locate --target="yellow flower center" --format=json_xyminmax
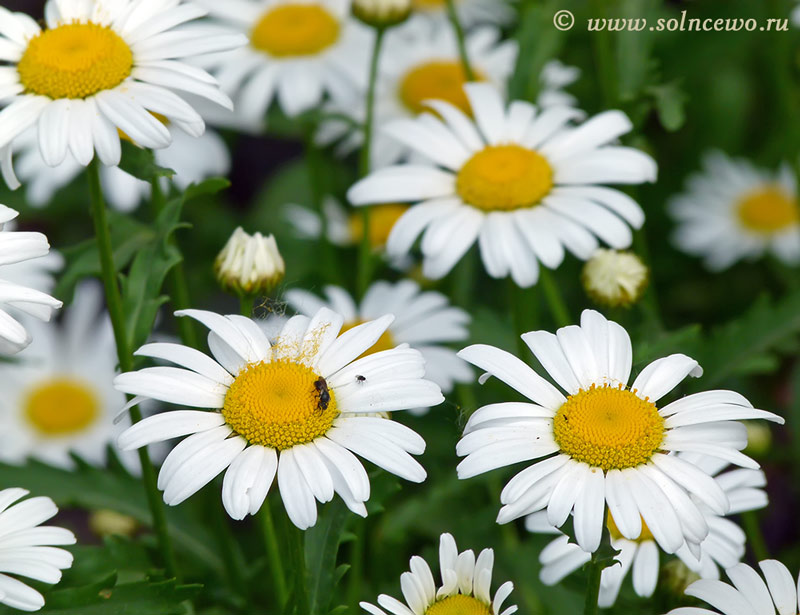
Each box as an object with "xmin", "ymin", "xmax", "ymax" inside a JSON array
[
  {"xmin": 456, "ymin": 145, "xmax": 553, "ymax": 212},
  {"xmin": 17, "ymin": 23, "xmax": 133, "ymax": 99},
  {"xmin": 348, "ymin": 204, "xmax": 409, "ymax": 248},
  {"xmin": 399, "ymin": 60, "xmax": 480, "ymax": 116},
  {"xmin": 250, "ymin": 4, "xmax": 340, "ymax": 57},
  {"xmin": 341, "ymin": 320, "xmax": 395, "ymax": 358},
  {"xmin": 25, "ymin": 378, "xmax": 100, "ymax": 436},
  {"xmin": 552, "ymin": 384, "xmax": 665, "ymax": 471},
  {"xmin": 425, "ymin": 595, "xmax": 492, "ymax": 615},
  {"xmin": 736, "ymin": 186, "xmax": 799, "ymax": 233},
  {"xmin": 222, "ymin": 360, "xmax": 339, "ymax": 450},
  {"xmin": 607, "ymin": 513, "xmax": 654, "ymax": 543}
]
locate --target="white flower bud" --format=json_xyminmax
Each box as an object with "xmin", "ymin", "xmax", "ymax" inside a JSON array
[
  {"xmin": 215, "ymin": 227, "xmax": 285, "ymax": 296},
  {"xmin": 581, "ymin": 249, "xmax": 649, "ymax": 308},
  {"xmin": 352, "ymin": 0, "xmax": 412, "ymax": 27}
]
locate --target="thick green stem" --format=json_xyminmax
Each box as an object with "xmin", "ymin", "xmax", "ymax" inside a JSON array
[
  {"xmin": 510, "ymin": 281, "xmax": 538, "ymax": 361},
  {"xmin": 151, "ymin": 178, "xmax": 199, "ymax": 348},
  {"xmin": 239, "ymin": 295, "xmax": 255, "ymax": 317},
  {"xmin": 583, "ymin": 550, "xmax": 603, "ymax": 615},
  {"xmin": 356, "ymin": 26, "xmax": 386, "ymax": 299},
  {"xmin": 287, "ymin": 521, "xmax": 309, "ymax": 614},
  {"xmin": 258, "ymin": 503, "xmax": 289, "ymax": 609},
  {"xmin": 539, "ymin": 268, "xmax": 571, "ymax": 327},
  {"xmin": 88, "ymin": 160, "xmax": 179, "ymax": 580},
  {"xmin": 445, "ymin": 0, "xmax": 475, "ymax": 81},
  {"xmin": 589, "ymin": 0, "xmax": 617, "ymax": 106}
]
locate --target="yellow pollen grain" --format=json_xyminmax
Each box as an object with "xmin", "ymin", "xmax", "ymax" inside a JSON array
[
  {"xmin": 340, "ymin": 319, "xmax": 395, "ymax": 359},
  {"xmin": 456, "ymin": 145, "xmax": 553, "ymax": 212},
  {"xmin": 250, "ymin": 4, "xmax": 340, "ymax": 57},
  {"xmin": 425, "ymin": 595, "xmax": 492, "ymax": 615},
  {"xmin": 222, "ymin": 359, "xmax": 338, "ymax": 450},
  {"xmin": 17, "ymin": 22, "xmax": 133, "ymax": 99},
  {"xmin": 607, "ymin": 513, "xmax": 654, "ymax": 543},
  {"xmin": 398, "ymin": 60, "xmax": 481, "ymax": 116},
  {"xmin": 736, "ymin": 186, "xmax": 799, "ymax": 233},
  {"xmin": 25, "ymin": 379, "xmax": 100, "ymax": 436},
  {"xmin": 348, "ymin": 204, "xmax": 409, "ymax": 248},
  {"xmin": 552, "ymin": 384, "xmax": 665, "ymax": 471}
]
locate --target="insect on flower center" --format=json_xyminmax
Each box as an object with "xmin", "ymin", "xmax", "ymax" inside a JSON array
[
  {"xmin": 425, "ymin": 594, "xmax": 492, "ymax": 615},
  {"xmin": 251, "ymin": 4, "xmax": 340, "ymax": 57},
  {"xmin": 348, "ymin": 204, "xmax": 409, "ymax": 248},
  {"xmin": 457, "ymin": 145, "xmax": 553, "ymax": 211},
  {"xmin": 25, "ymin": 378, "xmax": 100, "ymax": 436},
  {"xmin": 222, "ymin": 360, "xmax": 338, "ymax": 450},
  {"xmin": 552, "ymin": 384, "xmax": 665, "ymax": 471},
  {"xmin": 17, "ymin": 23, "xmax": 133, "ymax": 99},
  {"xmin": 340, "ymin": 320, "xmax": 395, "ymax": 358},
  {"xmin": 607, "ymin": 512, "xmax": 654, "ymax": 543},
  {"xmin": 736, "ymin": 186, "xmax": 799, "ymax": 233},
  {"xmin": 399, "ymin": 60, "xmax": 481, "ymax": 115}
]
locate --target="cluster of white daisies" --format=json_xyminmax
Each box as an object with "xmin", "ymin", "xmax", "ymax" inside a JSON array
[{"xmin": 0, "ymin": 0, "xmax": 798, "ymax": 613}]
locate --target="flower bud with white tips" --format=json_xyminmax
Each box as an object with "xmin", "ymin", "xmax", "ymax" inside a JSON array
[
  {"xmin": 582, "ymin": 248, "xmax": 649, "ymax": 308},
  {"xmin": 215, "ymin": 227, "xmax": 285, "ymax": 297},
  {"xmin": 352, "ymin": 0, "xmax": 412, "ymax": 27}
]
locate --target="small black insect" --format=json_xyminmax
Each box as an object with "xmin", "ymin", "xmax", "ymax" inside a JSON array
[
  {"xmin": 355, "ymin": 375, "xmax": 366, "ymax": 384},
  {"xmin": 314, "ymin": 377, "xmax": 330, "ymax": 411}
]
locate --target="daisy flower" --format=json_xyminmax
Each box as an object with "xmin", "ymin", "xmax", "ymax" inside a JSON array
[
  {"xmin": 360, "ymin": 532, "xmax": 517, "ymax": 615},
  {"xmin": 455, "ymin": 309, "xmax": 783, "ymax": 553},
  {"xmin": 668, "ymin": 560, "xmax": 800, "ymax": 615},
  {"xmin": 0, "ymin": 488, "xmax": 76, "ymax": 612},
  {"xmin": 347, "ymin": 84, "xmax": 656, "ymax": 287},
  {"xmin": 115, "ymin": 307, "xmax": 444, "ymax": 529},
  {"xmin": 0, "ymin": 282, "xmax": 141, "ymax": 472},
  {"xmin": 194, "ymin": 0, "xmax": 371, "ymax": 121},
  {"xmin": 285, "ymin": 280, "xmax": 472, "ymax": 402},
  {"xmin": 0, "ymin": 205, "xmax": 61, "ymax": 355},
  {"xmin": 526, "ymin": 458, "xmax": 767, "ymax": 607},
  {"xmin": 316, "ymin": 23, "xmax": 517, "ymax": 169},
  {"xmin": 0, "ymin": 0, "xmax": 244, "ymax": 177},
  {"xmin": 581, "ymin": 248, "xmax": 649, "ymax": 309},
  {"xmin": 5, "ymin": 125, "xmax": 231, "ymax": 211},
  {"xmin": 669, "ymin": 151, "xmax": 800, "ymax": 270}
]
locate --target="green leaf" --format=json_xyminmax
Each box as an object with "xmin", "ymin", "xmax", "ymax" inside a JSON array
[
  {"xmin": 6, "ymin": 575, "xmax": 202, "ymax": 615},
  {"xmin": 304, "ymin": 500, "xmax": 351, "ymax": 615},
  {"xmin": 647, "ymin": 81, "xmax": 688, "ymax": 132},
  {"xmin": 118, "ymin": 141, "xmax": 174, "ymax": 182},
  {"xmin": 0, "ymin": 459, "xmax": 224, "ymax": 577},
  {"xmin": 53, "ymin": 212, "xmax": 154, "ymax": 304},
  {"xmin": 696, "ymin": 289, "xmax": 800, "ymax": 387}
]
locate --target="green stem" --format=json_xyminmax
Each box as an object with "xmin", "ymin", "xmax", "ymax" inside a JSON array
[
  {"xmin": 445, "ymin": 0, "xmax": 475, "ymax": 81},
  {"xmin": 258, "ymin": 503, "xmax": 288, "ymax": 609},
  {"xmin": 539, "ymin": 268, "xmax": 571, "ymax": 327},
  {"xmin": 742, "ymin": 511, "xmax": 769, "ymax": 561},
  {"xmin": 356, "ymin": 26, "xmax": 386, "ymax": 299},
  {"xmin": 589, "ymin": 0, "xmax": 616, "ymax": 106},
  {"xmin": 346, "ymin": 521, "xmax": 365, "ymax": 611},
  {"xmin": 151, "ymin": 178, "xmax": 199, "ymax": 349},
  {"xmin": 88, "ymin": 161, "xmax": 179, "ymax": 580},
  {"xmin": 583, "ymin": 549, "xmax": 603, "ymax": 615},
  {"xmin": 287, "ymin": 521, "xmax": 309, "ymax": 614},
  {"xmin": 510, "ymin": 281, "xmax": 538, "ymax": 361},
  {"xmin": 239, "ymin": 295, "xmax": 255, "ymax": 317}
]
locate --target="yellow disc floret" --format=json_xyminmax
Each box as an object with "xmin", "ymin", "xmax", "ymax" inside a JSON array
[
  {"xmin": 457, "ymin": 145, "xmax": 553, "ymax": 212},
  {"xmin": 736, "ymin": 186, "xmax": 799, "ymax": 233},
  {"xmin": 553, "ymin": 384, "xmax": 665, "ymax": 471},
  {"xmin": 25, "ymin": 378, "xmax": 100, "ymax": 436},
  {"xmin": 17, "ymin": 23, "xmax": 133, "ymax": 99},
  {"xmin": 222, "ymin": 360, "xmax": 338, "ymax": 450},
  {"xmin": 607, "ymin": 513, "xmax": 654, "ymax": 543},
  {"xmin": 425, "ymin": 595, "xmax": 492, "ymax": 615},
  {"xmin": 348, "ymin": 204, "xmax": 409, "ymax": 248},
  {"xmin": 399, "ymin": 60, "xmax": 478, "ymax": 115},
  {"xmin": 251, "ymin": 4, "xmax": 340, "ymax": 57}
]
